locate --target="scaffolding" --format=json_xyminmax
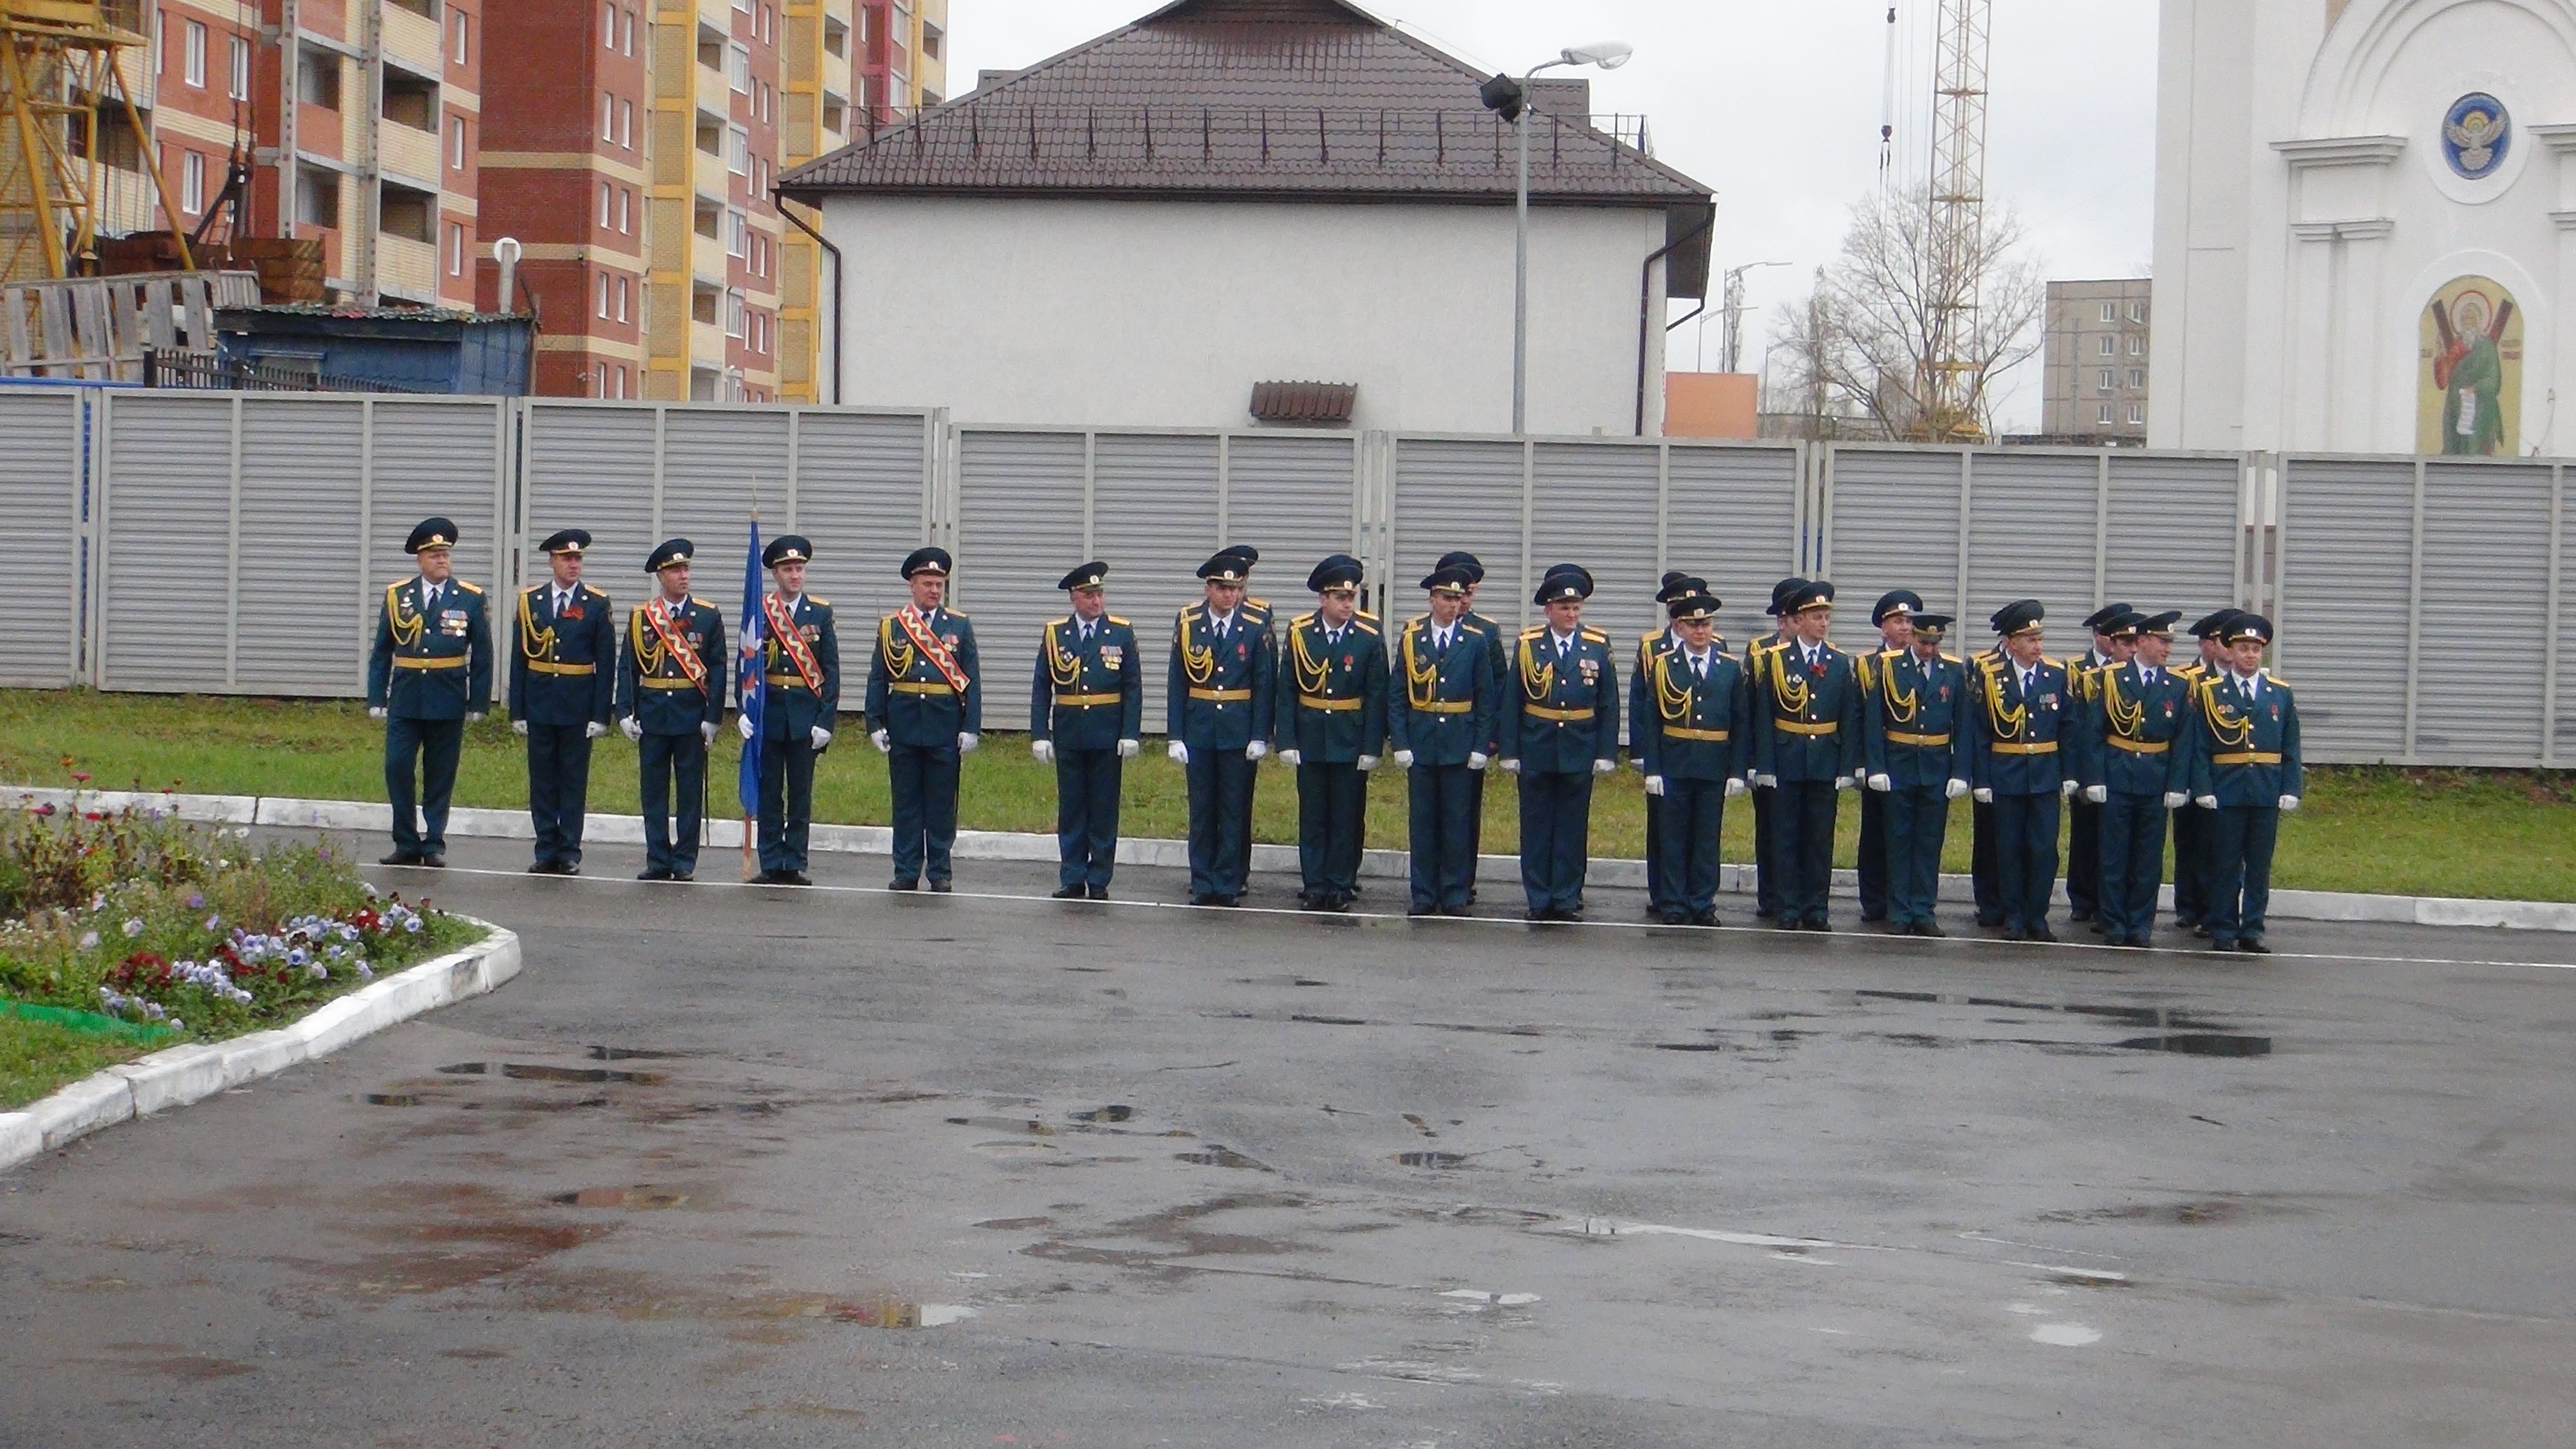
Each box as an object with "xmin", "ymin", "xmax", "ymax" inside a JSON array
[{"xmin": 0, "ymin": 0, "xmax": 190, "ymax": 281}]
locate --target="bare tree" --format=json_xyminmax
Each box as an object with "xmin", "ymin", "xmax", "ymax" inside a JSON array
[{"xmin": 1769, "ymin": 184, "xmax": 2043, "ymax": 442}]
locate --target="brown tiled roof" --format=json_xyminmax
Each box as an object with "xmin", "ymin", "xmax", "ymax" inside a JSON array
[{"xmin": 780, "ymin": 0, "xmax": 1714, "ymax": 288}]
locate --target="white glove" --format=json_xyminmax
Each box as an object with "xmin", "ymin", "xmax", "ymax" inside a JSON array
[
  {"xmin": 870, "ymin": 728, "xmax": 890, "ymax": 753},
  {"xmin": 1392, "ymin": 749, "xmax": 1415, "ymax": 768},
  {"xmin": 2195, "ymin": 795, "xmax": 2218, "ymax": 810},
  {"xmin": 1117, "ymin": 738, "xmax": 1139, "ymax": 759},
  {"xmin": 958, "ymin": 732, "xmax": 979, "ymax": 753},
  {"xmin": 2060, "ymin": 778, "xmax": 2079, "ymax": 798},
  {"xmin": 1279, "ymin": 747, "xmax": 1303, "ymax": 767},
  {"xmin": 1833, "ymin": 775, "xmax": 1856, "ymax": 792},
  {"xmin": 738, "ymin": 712, "xmax": 756, "ymax": 741},
  {"xmin": 1945, "ymin": 778, "xmax": 1969, "ymax": 799},
  {"xmin": 1973, "ymin": 787, "xmax": 1994, "ymax": 804},
  {"xmin": 1644, "ymin": 775, "xmax": 1666, "ymax": 797},
  {"xmin": 2084, "ymin": 784, "xmax": 2108, "ymax": 804},
  {"xmin": 1592, "ymin": 758, "xmax": 1616, "ymax": 775},
  {"xmin": 699, "ymin": 721, "xmax": 717, "ymax": 744},
  {"xmin": 511, "ymin": 719, "xmax": 529, "ymax": 736},
  {"xmin": 1501, "ymin": 757, "xmax": 1522, "ymax": 775},
  {"xmin": 368, "ymin": 707, "xmax": 387, "ymax": 720},
  {"xmin": 466, "ymin": 712, "xmax": 486, "ymax": 724},
  {"xmin": 1031, "ymin": 739, "xmax": 1055, "ymax": 765},
  {"xmin": 1631, "ymin": 755, "xmax": 1650, "ymax": 774},
  {"xmin": 1168, "ymin": 741, "xmax": 1190, "ymax": 765},
  {"xmin": 811, "ymin": 726, "xmax": 833, "ymax": 751},
  {"xmin": 1867, "ymin": 773, "xmax": 1892, "ymax": 792},
  {"xmin": 1467, "ymin": 751, "xmax": 1489, "ymax": 771},
  {"xmin": 1245, "ymin": 740, "xmax": 1269, "ymax": 762},
  {"xmin": 2162, "ymin": 791, "xmax": 2188, "ymax": 809},
  {"xmin": 1753, "ymin": 773, "xmax": 1777, "ymax": 789},
  {"xmin": 619, "ymin": 716, "xmax": 643, "ymax": 742},
  {"xmin": 2278, "ymin": 794, "xmax": 2299, "ymax": 812},
  {"xmin": 1357, "ymin": 755, "xmax": 1380, "ymax": 772},
  {"xmin": 585, "ymin": 721, "xmax": 608, "ymax": 740}
]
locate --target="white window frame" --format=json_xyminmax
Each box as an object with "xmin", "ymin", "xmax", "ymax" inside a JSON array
[
  {"xmin": 2130, "ymin": 301, "xmax": 2147, "ymax": 324},
  {"xmin": 726, "ymin": 206, "xmax": 748, "ymax": 257},
  {"xmin": 2097, "ymin": 368, "xmax": 2114, "ymax": 394},
  {"xmin": 152, "ymin": 8, "xmax": 164, "ymax": 75},
  {"xmin": 725, "ymin": 287, "xmax": 746, "ymax": 338},
  {"xmin": 622, "ymin": 7, "xmax": 635, "ymax": 55},
  {"xmin": 728, "ymin": 42, "xmax": 751, "ymax": 93},
  {"xmin": 599, "ymin": 180, "xmax": 613, "ymax": 227},
  {"xmin": 180, "ymin": 149, "xmax": 205, "ymax": 212},
  {"xmin": 2126, "ymin": 403, "xmax": 2145, "ymax": 426},
  {"xmin": 617, "ymin": 98, "xmax": 632, "ymax": 147},
  {"xmin": 2099, "ymin": 335, "xmax": 2116, "ymax": 358},
  {"xmin": 616, "ymin": 274, "xmax": 630, "ymax": 323},
  {"xmin": 2098, "ymin": 403, "xmax": 2115, "ymax": 426},
  {"xmin": 2099, "ymin": 301, "xmax": 2116, "ymax": 323},
  {"xmin": 449, "ymin": 115, "xmax": 467, "ymax": 170},
  {"xmin": 183, "ymin": 19, "xmax": 206, "ymax": 87},
  {"xmin": 602, "ymin": 1, "xmax": 616, "ymax": 48},
  {"xmin": 598, "ymin": 272, "xmax": 613, "ymax": 319},
  {"xmin": 2128, "ymin": 334, "xmax": 2144, "ymax": 357},
  {"xmin": 229, "ymin": 34, "xmax": 250, "ymax": 101},
  {"xmin": 452, "ymin": 11, "xmax": 470, "ymax": 64},
  {"xmin": 602, "ymin": 92, "xmax": 615, "ymax": 142},
  {"xmin": 728, "ymin": 125, "xmax": 750, "ymax": 175},
  {"xmin": 447, "ymin": 222, "xmax": 465, "ymax": 277},
  {"xmin": 615, "ymin": 186, "xmax": 630, "ymax": 233}
]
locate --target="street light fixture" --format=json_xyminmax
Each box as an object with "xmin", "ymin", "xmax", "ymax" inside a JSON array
[{"xmin": 1482, "ymin": 40, "xmax": 1636, "ymax": 435}]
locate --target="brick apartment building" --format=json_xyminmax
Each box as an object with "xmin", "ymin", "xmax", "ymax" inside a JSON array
[{"xmin": 2040, "ymin": 277, "xmax": 2153, "ymax": 443}]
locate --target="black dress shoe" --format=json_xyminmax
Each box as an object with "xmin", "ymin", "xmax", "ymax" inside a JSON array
[
  {"xmin": 1214, "ymin": 895, "xmax": 1240, "ymax": 908},
  {"xmin": 781, "ymin": 871, "xmax": 812, "ymax": 887},
  {"xmin": 2024, "ymin": 925, "xmax": 2057, "ymax": 944},
  {"xmin": 670, "ymin": 871, "xmax": 694, "ymax": 883},
  {"xmin": 1440, "ymin": 904, "xmax": 1472, "ymax": 918},
  {"xmin": 1325, "ymin": 894, "xmax": 1352, "ymax": 912},
  {"xmin": 379, "ymin": 851, "xmax": 423, "ymax": 866},
  {"xmin": 1859, "ymin": 910, "xmax": 1887, "ymax": 924},
  {"xmin": 2194, "ymin": 924, "xmax": 2214, "ymax": 938},
  {"xmin": 890, "ymin": 878, "xmax": 918, "ymax": 891},
  {"xmin": 557, "ymin": 862, "xmax": 581, "ymax": 877},
  {"xmin": 1086, "ymin": 884, "xmax": 1108, "ymax": 900},
  {"xmin": 2237, "ymin": 938, "xmax": 2272, "ymax": 954},
  {"xmin": 1754, "ymin": 907, "xmax": 1777, "ymax": 921},
  {"xmin": 2087, "ymin": 920, "xmax": 2107, "ymax": 935},
  {"xmin": 1655, "ymin": 909, "xmax": 1689, "ymax": 926},
  {"xmin": 2069, "ymin": 909, "xmax": 2094, "ymax": 923},
  {"xmin": 1526, "ymin": 907, "xmax": 1556, "ymax": 923},
  {"xmin": 1805, "ymin": 917, "xmax": 1833, "ymax": 933},
  {"xmin": 527, "ymin": 861, "xmax": 555, "ymax": 874},
  {"xmin": 420, "ymin": 853, "xmax": 446, "ymax": 869},
  {"xmin": 1688, "ymin": 910, "xmax": 1720, "ymax": 928},
  {"xmin": 1976, "ymin": 913, "xmax": 2005, "ymax": 928},
  {"xmin": 638, "ymin": 867, "xmax": 675, "ymax": 882},
  {"xmin": 1408, "ymin": 903, "xmax": 1438, "ymax": 917},
  {"xmin": 929, "ymin": 881, "xmax": 952, "ymax": 894},
  {"xmin": 1052, "ymin": 886, "xmax": 1088, "ymax": 900},
  {"xmin": 1190, "ymin": 893, "xmax": 1217, "ymax": 906},
  {"xmin": 1916, "ymin": 921, "xmax": 1947, "ymax": 939},
  {"xmin": 2206, "ymin": 937, "xmax": 2236, "ymax": 951}
]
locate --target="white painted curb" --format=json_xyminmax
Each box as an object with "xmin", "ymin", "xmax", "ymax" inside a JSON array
[
  {"xmin": 12, "ymin": 784, "xmax": 2576, "ymax": 934},
  {"xmin": 0, "ymin": 916, "xmax": 520, "ymax": 1174}
]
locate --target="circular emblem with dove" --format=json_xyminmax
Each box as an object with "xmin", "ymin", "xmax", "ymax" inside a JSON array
[{"xmin": 2444, "ymin": 93, "xmax": 2510, "ymax": 180}]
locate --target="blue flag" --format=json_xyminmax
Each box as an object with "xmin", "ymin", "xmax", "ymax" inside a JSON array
[{"xmin": 736, "ymin": 517, "xmax": 765, "ymax": 817}]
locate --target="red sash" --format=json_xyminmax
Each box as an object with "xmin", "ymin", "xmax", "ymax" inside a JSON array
[
  {"xmin": 764, "ymin": 593, "xmax": 824, "ymax": 692},
  {"xmin": 895, "ymin": 607, "xmax": 970, "ymax": 693},
  {"xmin": 641, "ymin": 598, "xmax": 709, "ymax": 693}
]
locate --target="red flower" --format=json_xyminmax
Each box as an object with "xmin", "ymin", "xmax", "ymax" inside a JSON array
[
  {"xmin": 82, "ymin": 811, "xmax": 104, "ymax": 822},
  {"xmin": 71, "ymin": 772, "xmax": 90, "ymax": 784}
]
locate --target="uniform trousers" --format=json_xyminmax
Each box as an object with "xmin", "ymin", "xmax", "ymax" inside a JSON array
[
  {"xmin": 2171, "ymin": 806, "xmax": 2210, "ymax": 924},
  {"xmin": 524, "ymin": 722, "xmax": 594, "ymax": 866},
  {"xmin": 1643, "ymin": 791, "xmax": 1670, "ymax": 914},
  {"xmin": 1857, "ymin": 788, "xmax": 1888, "ymax": 920},
  {"xmin": 638, "ymin": 729, "xmax": 707, "ymax": 875},
  {"xmin": 756, "ymin": 732, "xmax": 819, "ymax": 873},
  {"xmin": 1053, "ymin": 747, "xmax": 1121, "ymax": 891},
  {"xmin": 1653, "ymin": 778, "xmax": 1727, "ymax": 917},
  {"xmin": 1971, "ymin": 797, "xmax": 2003, "ymax": 925},
  {"xmin": 1464, "ymin": 769, "xmax": 1488, "ymax": 900},
  {"xmin": 2095, "ymin": 791, "xmax": 2169, "ymax": 940},
  {"xmin": 1406, "ymin": 762, "xmax": 1478, "ymax": 911},
  {"xmin": 385, "ymin": 716, "xmax": 465, "ymax": 856},
  {"xmin": 2066, "ymin": 797, "xmax": 2103, "ymax": 919},
  {"xmin": 1516, "ymin": 770, "xmax": 1595, "ymax": 914},
  {"xmin": 1295, "ymin": 760, "xmax": 1367, "ymax": 900},
  {"xmin": 1882, "ymin": 784, "xmax": 1950, "ymax": 927},
  {"xmin": 2204, "ymin": 804, "xmax": 2280, "ymax": 945},
  {"xmin": 1773, "ymin": 780, "xmax": 1837, "ymax": 926},
  {"xmin": 888, "ymin": 741, "xmax": 961, "ymax": 886},
  {"xmin": 1184, "ymin": 746, "xmax": 1255, "ymax": 900},
  {"xmin": 1751, "ymin": 782, "xmax": 1780, "ymax": 917},
  {"xmin": 1992, "ymin": 791, "xmax": 2061, "ymax": 933}
]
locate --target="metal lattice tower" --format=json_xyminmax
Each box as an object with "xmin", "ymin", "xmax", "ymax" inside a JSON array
[
  {"xmin": 0, "ymin": 0, "xmax": 188, "ymax": 281},
  {"xmin": 1919, "ymin": 0, "xmax": 1991, "ymax": 442}
]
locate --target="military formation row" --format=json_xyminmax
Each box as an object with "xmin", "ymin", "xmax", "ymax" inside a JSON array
[{"xmin": 361, "ymin": 516, "xmax": 2299, "ymax": 946}]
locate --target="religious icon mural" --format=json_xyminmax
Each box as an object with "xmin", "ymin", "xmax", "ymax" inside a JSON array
[
  {"xmin": 2418, "ymin": 277, "xmax": 2521, "ymax": 456},
  {"xmin": 2442, "ymin": 93, "xmax": 2511, "ymax": 181}
]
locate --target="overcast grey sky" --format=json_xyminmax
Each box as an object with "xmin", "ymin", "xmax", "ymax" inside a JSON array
[{"xmin": 944, "ymin": 0, "xmax": 2159, "ymax": 432}]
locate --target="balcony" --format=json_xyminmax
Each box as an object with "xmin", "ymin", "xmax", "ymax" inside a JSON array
[
  {"xmin": 381, "ymin": 1, "xmax": 446, "ymax": 80},
  {"xmin": 690, "ymin": 228, "xmax": 727, "ymax": 286},
  {"xmin": 377, "ymin": 231, "xmax": 439, "ymax": 301},
  {"xmin": 377, "ymin": 117, "xmax": 442, "ymax": 188}
]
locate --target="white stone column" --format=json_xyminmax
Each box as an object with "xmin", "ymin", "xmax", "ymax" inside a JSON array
[
  {"xmin": 2531, "ymin": 125, "xmax": 2576, "ymax": 456},
  {"xmin": 2271, "ymin": 137, "xmax": 2404, "ymax": 452}
]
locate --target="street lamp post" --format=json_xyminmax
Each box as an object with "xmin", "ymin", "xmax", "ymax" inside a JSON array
[{"xmin": 1482, "ymin": 42, "xmax": 1633, "ymax": 435}]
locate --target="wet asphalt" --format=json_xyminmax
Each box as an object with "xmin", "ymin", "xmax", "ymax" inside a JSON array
[{"xmin": 2, "ymin": 832, "xmax": 2573, "ymax": 1448}]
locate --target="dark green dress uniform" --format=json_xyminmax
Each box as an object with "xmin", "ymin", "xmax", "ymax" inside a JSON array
[
  {"xmin": 1168, "ymin": 546, "xmax": 1275, "ymax": 906},
  {"xmin": 1500, "ymin": 565, "xmax": 1619, "ymax": 920},
  {"xmin": 1970, "ymin": 600, "xmax": 2076, "ymax": 941},
  {"xmin": 367, "ymin": 517, "xmax": 492, "ymax": 865},
  {"xmin": 2062, "ymin": 603, "xmax": 2129, "ymax": 925},
  {"xmin": 1750, "ymin": 581, "xmax": 1861, "ymax": 931},
  {"xmin": 2169, "ymin": 609, "xmax": 2242, "ymax": 930},
  {"xmin": 1748, "ymin": 576, "xmax": 1805, "ymax": 919},
  {"xmin": 2082, "ymin": 613, "xmax": 2194, "ymax": 947},
  {"xmin": 1854, "ymin": 589, "xmax": 1926, "ymax": 921},
  {"xmin": 2189, "ymin": 615, "xmax": 2301, "ymax": 952},
  {"xmin": 1276, "ymin": 556, "xmax": 1388, "ymax": 910},
  {"xmin": 1635, "ymin": 592, "xmax": 1749, "ymax": 925},
  {"xmin": 867, "ymin": 547, "xmax": 980, "ymax": 891},
  {"xmin": 748, "ymin": 534, "xmax": 840, "ymax": 882},
  {"xmin": 1031, "ymin": 563, "xmax": 1143, "ymax": 898},
  {"xmin": 1968, "ymin": 638, "xmax": 2010, "ymax": 926},
  {"xmin": 616, "ymin": 539, "xmax": 724, "ymax": 881},
  {"xmin": 1437, "ymin": 551, "xmax": 1505, "ymax": 903},
  {"xmin": 1390, "ymin": 566, "xmax": 1499, "ymax": 916},
  {"xmin": 1632, "ymin": 572, "xmax": 1701, "ymax": 919},
  {"xmin": 508, "ymin": 530, "xmax": 616, "ymax": 874},
  {"xmin": 1860, "ymin": 626, "xmax": 1971, "ymax": 936}
]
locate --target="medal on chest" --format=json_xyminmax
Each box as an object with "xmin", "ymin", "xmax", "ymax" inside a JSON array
[{"xmin": 1099, "ymin": 644, "xmax": 1122, "ymax": 670}]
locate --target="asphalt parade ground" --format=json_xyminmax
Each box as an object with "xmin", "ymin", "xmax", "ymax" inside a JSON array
[{"xmin": 3, "ymin": 833, "xmax": 2573, "ymax": 1447}]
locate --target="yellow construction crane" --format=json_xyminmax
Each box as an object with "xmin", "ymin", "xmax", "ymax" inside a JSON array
[
  {"xmin": 1917, "ymin": 0, "xmax": 1991, "ymax": 442},
  {"xmin": 0, "ymin": 0, "xmax": 190, "ymax": 281}
]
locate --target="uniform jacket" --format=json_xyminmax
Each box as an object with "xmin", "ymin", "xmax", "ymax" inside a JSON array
[
  {"xmin": 1500, "ymin": 625, "xmax": 1620, "ymax": 774},
  {"xmin": 1969, "ymin": 655, "xmax": 2076, "ymax": 795},
  {"xmin": 507, "ymin": 581, "xmax": 616, "ymax": 727},
  {"xmin": 368, "ymin": 574, "xmax": 492, "ymax": 720},
  {"xmin": 1464, "ymin": 608, "xmax": 1509, "ymax": 699},
  {"xmin": 1636, "ymin": 646, "xmax": 1750, "ymax": 782},
  {"xmin": 1275, "ymin": 611, "xmax": 1388, "ymax": 762},
  {"xmin": 1166, "ymin": 600, "xmax": 1276, "ymax": 750},
  {"xmin": 615, "ymin": 594, "xmax": 725, "ymax": 736},
  {"xmin": 2188, "ymin": 670, "xmax": 2303, "ymax": 805},
  {"xmin": 2062, "ymin": 649, "xmax": 2111, "ymax": 781},
  {"xmin": 1031, "ymin": 613, "xmax": 1143, "ymax": 751},
  {"xmin": 1630, "ymin": 628, "xmax": 1683, "ymax": 756},
  {"xmin": 1859, "ymin": 647, "xmax": 1971, "ymax": 788},
  {"xmin": 866, "ymin": 605, "xmax": 981, "ymax": 746},
  {"xmin": 1751, "ymin": 638, "xmax": 1862, "ymax": 782},
  {"xmin": 749, "ymin": 592, "xmax": 841, "ymax": 739},
  {"xmin": 1388, "ymin": 614, "xmax": 1500, "ymax": 767},
  {"xmin": 2082, "ymin": 661, "xmax": 2194, "ymax": 796}
]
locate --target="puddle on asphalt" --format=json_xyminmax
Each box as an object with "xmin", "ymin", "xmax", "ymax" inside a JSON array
[
  {"xmin": 502, "ymin": 1064, "xmax": 667, "ymax": 1085},
  {"xmin": 552, "ymin": 1185, "xmax": 693, "ymax": 1210},
  {"xmin": 1071, "ymin": 1105, "xmax": 1132, "ymax": 1123},
  {"xmin": 1175, "ymin": 1145, "xmax": 1270, "ymax": 1171},
  {"xmin": 2116, "ymin": 1034, "xmax": 2272, "ymax": 1057},
  {"xmin": 364, "ymin": 1093, "xmax": 424, "ymax": 1106},
  {"xmin": 1291, "ymin": 1014, "xmax": 1369, "ymax": 1026},
  {"xmin": 1395, "ymin": 1151, "xmax": 1470, "ymax": 1169},
  {"xmin": 1852, "ymin": 990, "xmax": 2269, "ymax": 1056},
  {"xmin": 436, "ymin": 1063, "xmax": 487, "ymax": 1075},
  {"xmin": 974, "ymin": 1216, "xmax": 1052, "ymax": 1231},
  {"xmin": 2039, "ymin": 1197, "xmax": 2309, "ymax": 1225},
  {"xmin": 947, "ymin": 1115, "xmax": 1053, "ymax": 1135},
  {"xmin": 1652, "ymin": 1043, "xmax": 1725, "ymax": 1052},
  {"xmin": 586, "ymin": 1046, "xmax": 686, "ymax": 1061}
]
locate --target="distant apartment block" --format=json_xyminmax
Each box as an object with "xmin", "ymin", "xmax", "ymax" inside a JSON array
[{"xmin": 2042, "ymin": 278, "xmax": 2152, "ymax": 442}]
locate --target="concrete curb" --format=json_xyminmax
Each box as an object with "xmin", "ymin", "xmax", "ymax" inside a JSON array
[
  {"xmin": 0, "ymin": 916, "xmax": 520, "ymax": 1174},
  {"xmin": 12, "ymin": 784, "xmax": 2576, "ymax": 934}
]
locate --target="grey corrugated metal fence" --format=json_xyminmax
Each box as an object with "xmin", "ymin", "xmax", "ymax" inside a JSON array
[{"xmin": 0, "ymin": 389, "xmax": 84, "ymax": 689}]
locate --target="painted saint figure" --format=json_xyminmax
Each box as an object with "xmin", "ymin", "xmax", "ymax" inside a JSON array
[{"xmin": 2433, "ymin": 289, "xmax": 2510, "ymax": 456}]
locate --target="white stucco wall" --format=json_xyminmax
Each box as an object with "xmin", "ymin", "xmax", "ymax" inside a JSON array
[
  {"xmin": 814, "ymin": 195, "xmax": 1676, "ymax": 435},
  {"xmin": 2154, "ymin": 0, "xmax": 2576, "ymax": 455}
]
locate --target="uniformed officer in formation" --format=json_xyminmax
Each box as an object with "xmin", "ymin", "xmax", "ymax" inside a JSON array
[
  {"xmin": 1168, "ymin": 546, "xmax": 1275, "ymax": 907},
  {"xmin": 1633, "ymin": 572, "xmax": 1701, "ymax": 921},
  {"xmin": 615, "ymin": 538, "xmax": 724, "ymax": 882},
  {"xmin": 2062, "ymin": 602, "xmax": 2132, "ymax": 927},
  {"xmin": 367, "ymin": 517, "xmax": 491, "ymax": 868},
  {"xmin": 1969, "ymin": 600, "xmax": 2077, "ymax": 941},
  {"xmin": 2170, "ymin": 608, "xmax": 2240, "ymax": 933},
  {"xmin": 2190, "ymin": 613, "xmax": 2301, "ymax": 952},
  {"xmin": 1860, "ymin": 606, "xmax": 1970, "ymax": 936},
  {"xmin": 2080, "ymin": 609, "xmax": 2192, "ymax": 946},
  {"xmin": 1747, "ymin": 578, "xmax": 1803, "ymax": 921},
  {"xmin": 742, "ymin": 534, "xmax": 838, "ymax": 886},
  {"xmin": 1439, "ymin": 551, "xmax": 1506, "ymax": 901},
  {"xmin": 1854, "ymin": 589, "xmax": 1922, "ymax": 922},
  {"xmin": 867, "ymin": 547, "xmax": 980, "ymax": 892},
  {"xmin": 1750, "ymin": 580, "xmax": 1859, "ymax": 930},
  {"xmin": 1030, "ymin": 561, "xmax": 1142, "ymax": 900},
  {"xmin": 508, "ymin": 529, "xmax": 615, "ymax": 875},
  {"xmin": 1500, "ymin": 564, "xmax": 1619, "ymax": 921},
  {"xmin": 1277, "ymin": 554, "xmax": 1387, "ymax": 912},
  {"xmin": 1390, "ymin": 562, "xmax": 1498, "ymax": 916},
  {"xmin": 1635, "ymin": 587, "xmax": 1749, "ymax": 927}
]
